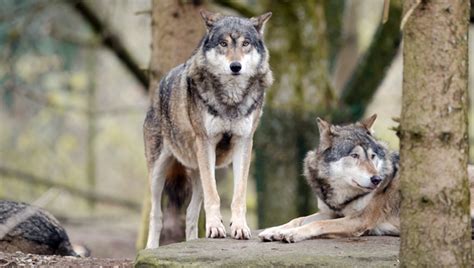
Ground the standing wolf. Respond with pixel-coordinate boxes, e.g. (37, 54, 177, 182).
(259, 115, 474, 243)
(144, 10, 273, 248)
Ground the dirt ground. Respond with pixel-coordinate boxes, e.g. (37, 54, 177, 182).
(63, 216, 138, 259)
(0, 251, 133, 267)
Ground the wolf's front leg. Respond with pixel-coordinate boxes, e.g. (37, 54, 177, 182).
(230, 137, 253, 240)
(258, 212, 334, 241)
(278, 216, 368, 243)
(196, 138, 226, 238)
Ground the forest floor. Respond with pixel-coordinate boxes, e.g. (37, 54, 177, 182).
(63, 216, 138, 259)
(0, 251, 133, 267)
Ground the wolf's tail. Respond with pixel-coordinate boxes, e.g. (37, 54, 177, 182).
(165, 159, 190, 208)
(161, 159, 191, 245)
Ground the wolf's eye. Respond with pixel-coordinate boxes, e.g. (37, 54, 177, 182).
(371, 154, 376, 160)
(242, 40, 250, 47)
(219, 41, 228, 47)
(350, 153, 359, 159)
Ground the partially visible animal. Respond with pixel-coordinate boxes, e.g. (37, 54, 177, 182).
(144, 9, 273, 248)
(259, 115, 474, 243)
(0, 200, 78, 256)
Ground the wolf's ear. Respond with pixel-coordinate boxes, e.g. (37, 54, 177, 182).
(250, 12, 272, 35)
(360, 114, 377, 134)
(316, 117, 334, 151)
(316, 117, 330, 134)
(200, 10, 222, 30)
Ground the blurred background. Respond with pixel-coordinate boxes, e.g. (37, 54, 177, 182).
(0, 0, 473, 259)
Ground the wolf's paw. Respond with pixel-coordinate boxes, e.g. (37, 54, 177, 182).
(279, 228, 305, 243)
(258, 228, 281, 242)
(206, 220, 226, 238)
(230, 221, 251, 240)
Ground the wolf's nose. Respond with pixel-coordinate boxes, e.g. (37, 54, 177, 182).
(370, 176, 382, 186)
(230, 62, 242, 73)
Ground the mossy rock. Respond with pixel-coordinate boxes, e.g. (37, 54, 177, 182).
(135, 235, 400, 267)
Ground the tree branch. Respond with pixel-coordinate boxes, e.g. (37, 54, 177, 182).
(0, 166, 141, 212)
(67, 0, 149, 91)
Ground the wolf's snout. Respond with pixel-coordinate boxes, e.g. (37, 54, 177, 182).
(370, 175, 382, 186)
(230, 62, 242, 73)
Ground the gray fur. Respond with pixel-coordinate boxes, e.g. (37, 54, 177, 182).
(260, 117, 474, 242)
(203, 17, 267, 55)
(305, 122, 399, 215)
(144, 11, 272, 247)
(147, 14, 273, 139)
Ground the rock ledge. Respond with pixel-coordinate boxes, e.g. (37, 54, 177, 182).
(135, 236, 400, 267)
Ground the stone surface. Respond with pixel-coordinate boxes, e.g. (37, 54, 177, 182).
(135, 235, 400, 267)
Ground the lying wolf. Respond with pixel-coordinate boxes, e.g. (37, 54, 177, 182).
(0, 200, 77, 256)
(259, 115, 473, 243)
(144, 10, 273, 248)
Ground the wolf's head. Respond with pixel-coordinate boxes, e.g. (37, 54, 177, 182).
(316, 114, 388, 192)
(198, 10, 271, 77)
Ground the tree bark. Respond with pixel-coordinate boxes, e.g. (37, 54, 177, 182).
(399, 0, 471, 266)
(137, 0, 205, 249)
(148, 0, 205, 98)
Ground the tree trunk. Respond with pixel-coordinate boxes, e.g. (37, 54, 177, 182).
(255, 0, 334, 228)
(399, 0, 471, 266)
(137, 0, 205, 250)
(339, 0, 402, 121)
(148, 0, 205, 98)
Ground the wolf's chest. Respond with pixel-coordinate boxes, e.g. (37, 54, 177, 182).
(340, 193, 374, 215)
(203, 111, 256, 138)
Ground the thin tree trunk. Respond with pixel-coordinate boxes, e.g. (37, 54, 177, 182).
(331, 1, 358, 92)
(86, 49, 97, 212)
(137, 0, 205, 250)
(399, 0, 471, 266)
(323, 0, 345, 74)
(339, 0, 402, 121)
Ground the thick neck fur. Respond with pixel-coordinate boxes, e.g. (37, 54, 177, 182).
(185, 49, 272, 119)
(304, 149, 399, 215)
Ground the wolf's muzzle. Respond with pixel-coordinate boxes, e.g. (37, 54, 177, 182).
(230, 62, 242, 74)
